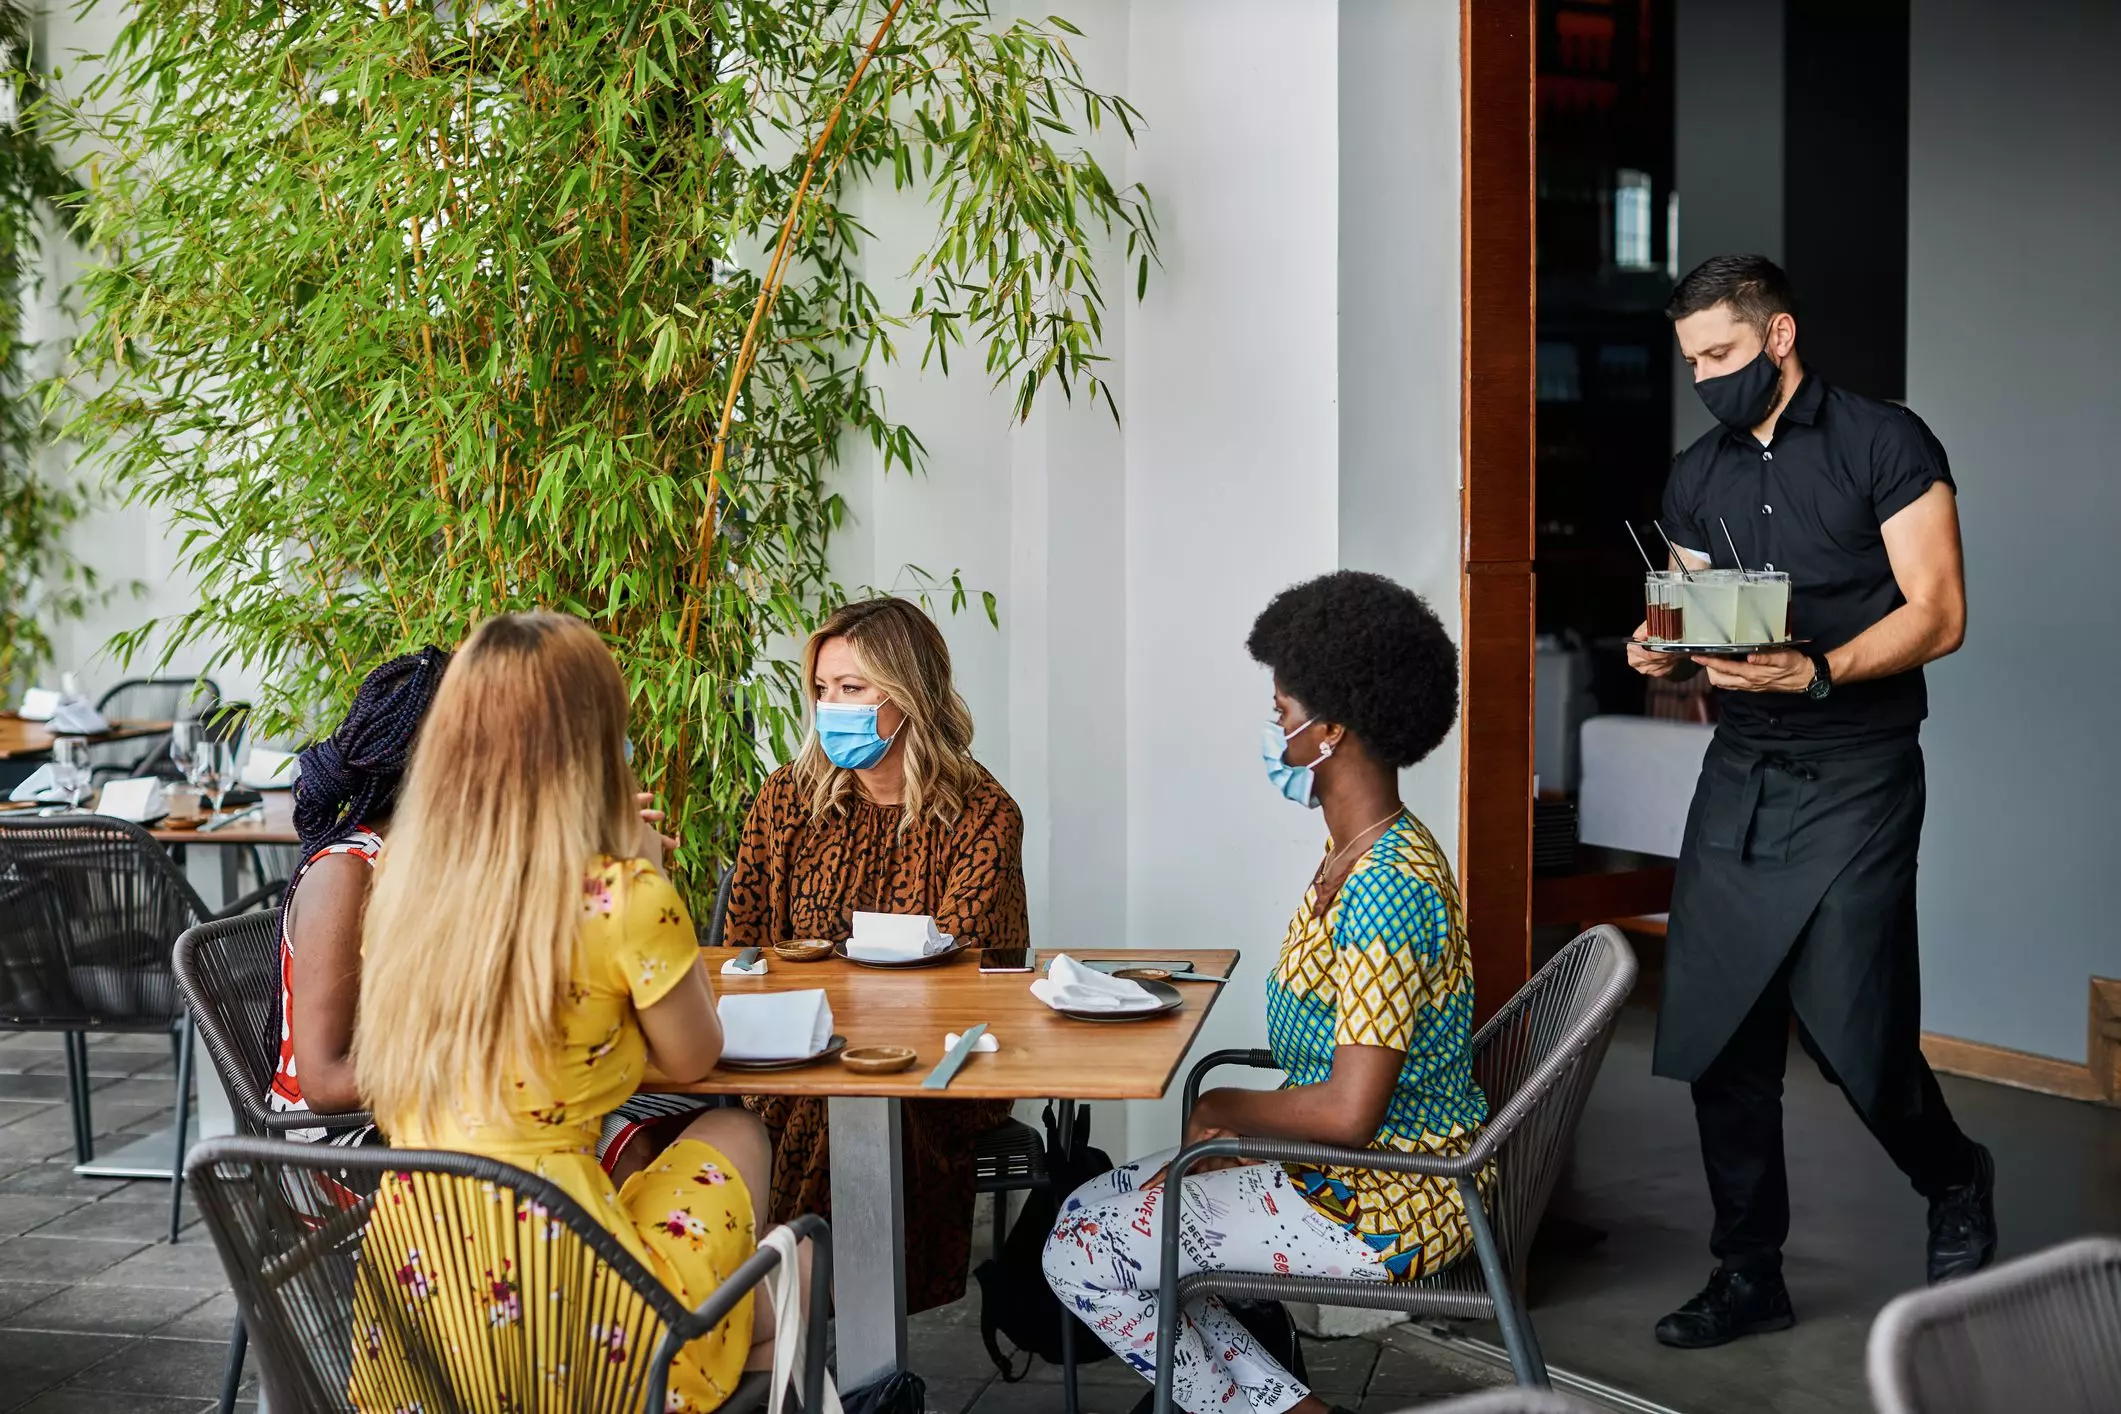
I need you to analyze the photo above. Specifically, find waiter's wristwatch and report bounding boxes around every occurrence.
[1804,649,1833,700]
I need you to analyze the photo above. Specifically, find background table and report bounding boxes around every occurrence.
[149,788,298,846]
[0,714,169,759]
[657,945,1241,1387]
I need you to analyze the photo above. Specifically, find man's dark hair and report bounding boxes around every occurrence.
[1665,254,1798,334]
[1246,571,1458,770]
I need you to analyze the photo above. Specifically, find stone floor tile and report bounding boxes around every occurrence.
[56,1335,253,1400]
[0,1195,90,1239]
[0,1234,145,1284]
[0,1285,67,1323]
[14,1392,213,1414]
[922,1376,994,1414]
[154,1290,238,1342]
[0,1165,134,1202]
[0,1328,126,1409]
[28,1201,201,1245]
[1299,1333,1382,1396]
[3,1283,219,1336]
[0,1076,71,1103]
[78,1239,231,1291]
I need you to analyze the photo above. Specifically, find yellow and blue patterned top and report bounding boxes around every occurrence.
[1265,811,1487,1279]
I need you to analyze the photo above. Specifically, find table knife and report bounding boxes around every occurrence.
[201,804,262,833]
[921,1022,987,1090]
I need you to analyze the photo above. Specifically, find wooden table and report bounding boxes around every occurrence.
[148,788,298,846]
[1531,843,1677,929]
[0,715,169,759]
[657,945,1241,1387]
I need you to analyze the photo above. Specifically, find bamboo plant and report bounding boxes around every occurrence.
[0,4,95,697]
[46,0,1153,893]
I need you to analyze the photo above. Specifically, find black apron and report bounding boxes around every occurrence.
[1653,731,1926,1117]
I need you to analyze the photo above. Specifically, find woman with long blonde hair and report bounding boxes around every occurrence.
[352,611,783,1412]
[725,595,1028,1313]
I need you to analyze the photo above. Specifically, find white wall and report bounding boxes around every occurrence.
[839,0,1464,1153]
[1908,0,2121,1063]
[1670,0,1784,451]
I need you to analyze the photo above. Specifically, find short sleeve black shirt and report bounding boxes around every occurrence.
[1660,374,1956,745]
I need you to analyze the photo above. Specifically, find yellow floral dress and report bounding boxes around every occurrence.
[350,858,754,1413]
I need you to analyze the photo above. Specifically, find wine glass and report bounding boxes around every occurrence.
[170,719,202,780]
[215,738,249,818]
[194,739,227,822]
[49,737,89,813]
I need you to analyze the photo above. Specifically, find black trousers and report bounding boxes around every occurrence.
[1691,939,1981,1276]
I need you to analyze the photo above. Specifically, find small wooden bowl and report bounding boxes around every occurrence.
[161,813,209,832]
[839,1045,917,1075]
[1111,967,1172,983]
[773,939,836,964]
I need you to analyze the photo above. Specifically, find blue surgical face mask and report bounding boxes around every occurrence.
[1261,717,1331,808]
[815,701,897,771]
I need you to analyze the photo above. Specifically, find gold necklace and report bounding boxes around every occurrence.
[1315,807,1405,888]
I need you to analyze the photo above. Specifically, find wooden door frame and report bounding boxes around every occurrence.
[1459,0,1536,1024]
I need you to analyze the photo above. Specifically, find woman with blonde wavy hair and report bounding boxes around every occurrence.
[352,611,789,1412]
[725,595,1028,1313]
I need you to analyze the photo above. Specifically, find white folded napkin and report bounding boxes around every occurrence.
[847,911,954,962]
[95,777,167,823]
[1031,954,1160,1013]
[242,748,299,789]
[9,764,54,802]
[46,700,109,735]
[944,1030,1000,1053]
[717,989,834,1062]
[721,953,769,976]
[17,687,58,721]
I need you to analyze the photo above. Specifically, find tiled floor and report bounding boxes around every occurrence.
[0,1029,1494,1413]
[0,1030,254,1414]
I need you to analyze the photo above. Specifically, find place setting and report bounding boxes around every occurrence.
[1031,953,1187,1022]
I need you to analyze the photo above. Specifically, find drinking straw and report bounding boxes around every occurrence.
[1719,517,1749,574]
[1652,522,1695,580]
[1624,521,1658,573]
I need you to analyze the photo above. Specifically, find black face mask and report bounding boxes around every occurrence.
[1694,348,1782,431]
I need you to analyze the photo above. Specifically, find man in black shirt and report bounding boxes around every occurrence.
[1628,256,1995,1349]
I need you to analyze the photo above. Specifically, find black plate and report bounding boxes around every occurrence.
[717,1034,848,1072]
[1055,979,1184,1023]
[834,939,970,970]
[1638,637,1811,658]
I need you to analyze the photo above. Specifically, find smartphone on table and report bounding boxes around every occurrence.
[978,946,1036,973]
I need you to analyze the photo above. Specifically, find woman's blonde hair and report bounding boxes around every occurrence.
[354,611,641,1139]
[792,597,980,831]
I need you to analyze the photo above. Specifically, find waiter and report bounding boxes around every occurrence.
[1629,255,1995,1350]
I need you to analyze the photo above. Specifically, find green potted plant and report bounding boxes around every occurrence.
[49,0,1153,892]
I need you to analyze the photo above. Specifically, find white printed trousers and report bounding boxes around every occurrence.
[1041,1149,1389,1414]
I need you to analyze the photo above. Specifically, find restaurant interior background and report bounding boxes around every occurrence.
[20,0,2121,1408]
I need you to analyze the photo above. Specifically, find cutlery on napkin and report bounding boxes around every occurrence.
[846,911,954,962]
[1031,954,1161,1013]
[923,1023,988,1090]
[717,989,834,1061]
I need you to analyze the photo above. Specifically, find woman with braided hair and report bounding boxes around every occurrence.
[269,645,720,1166]
[268,647,451,1136]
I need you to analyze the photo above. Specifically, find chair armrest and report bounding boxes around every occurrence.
[1181,1048,1278,1125]
[1163,1133,1480,1187]
[260,1107,374,1135]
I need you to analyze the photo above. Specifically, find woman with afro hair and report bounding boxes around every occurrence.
[1044,571,1486,1414]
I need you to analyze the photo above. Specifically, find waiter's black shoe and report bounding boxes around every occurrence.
[1927,1142,1998,1284]
[1653,1267,1795,1349]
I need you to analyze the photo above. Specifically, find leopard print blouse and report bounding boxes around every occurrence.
[725,759,1027,1312]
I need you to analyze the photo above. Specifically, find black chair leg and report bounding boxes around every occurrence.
[63,1032,93,1164]
[1059,1303,1080,1414]
[218,1313,246,1414]
[1458,1175,1548,1387]
[168,1017,195,1244]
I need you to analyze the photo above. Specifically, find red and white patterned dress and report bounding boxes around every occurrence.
[268,829,383,1144]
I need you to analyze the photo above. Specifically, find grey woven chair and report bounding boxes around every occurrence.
[1867,1234,2121,1414]
[1150,926,1637,1410]
[0,815,279,1240]
[1377,1391,1593,1413]
[174,908,377,1414]
[89,676,219,779]
[186,1135,830,1414]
